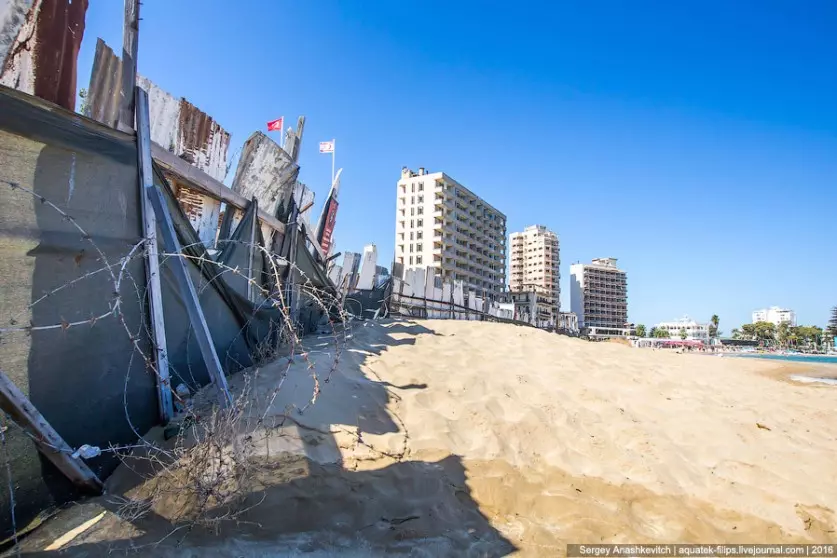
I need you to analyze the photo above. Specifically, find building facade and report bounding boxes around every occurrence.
[569,258,628,335]
[654,317,710,342]
[752,307,797,327]
[509,225,560,324]
[395,167,506,294]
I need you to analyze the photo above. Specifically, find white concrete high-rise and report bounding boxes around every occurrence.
[395,167,506,294]
[570,258,629,336]
[752,307,797,326]
[509,225,560,324]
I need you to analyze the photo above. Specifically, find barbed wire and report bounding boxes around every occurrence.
[0,177,399,551]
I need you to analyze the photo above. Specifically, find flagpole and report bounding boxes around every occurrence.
[331,138,336,185]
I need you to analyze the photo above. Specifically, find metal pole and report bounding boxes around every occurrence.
[331,138,335,185]
[118,0,139,130]
[137,88,232,408]
[135,87,173,423]
[0,370,103,492]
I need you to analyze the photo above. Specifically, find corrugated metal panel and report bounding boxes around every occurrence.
[84,37,122,127]
[0,0,88,110]
[85,38,230,181]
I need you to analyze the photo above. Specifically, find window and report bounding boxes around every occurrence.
[409,256,413,265]
[417,206,423,215]
[417,195,424,203]
[409,244,414,253]
[410,219,414,228]
[398,244,404,252]
[411,207,415,216]
[409,232,414,240]
[411,196,415,204]
[417,219,423,227]
[416,256,423,264]
[418,182,424,191]
[416,243,423,252]
[416,231,423,240]
[411,184,415,193]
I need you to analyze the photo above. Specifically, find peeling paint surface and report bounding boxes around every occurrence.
[231,131,299,217]
[172,180,221,247]
[0,0,88,110]
[67,151,75,202]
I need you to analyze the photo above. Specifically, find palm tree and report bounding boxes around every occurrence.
[710,314,720,338]
[679,328,688,340]
[635,324,647,338]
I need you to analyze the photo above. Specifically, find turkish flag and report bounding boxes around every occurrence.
[266,117,284,132]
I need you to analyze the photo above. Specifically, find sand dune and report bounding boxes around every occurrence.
[36,319,837,556]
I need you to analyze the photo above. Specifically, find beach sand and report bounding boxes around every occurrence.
[23,319,837,556]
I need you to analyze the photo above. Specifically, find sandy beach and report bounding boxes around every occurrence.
[20,319,837,556]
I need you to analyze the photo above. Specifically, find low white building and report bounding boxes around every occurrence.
[655,317,710,342]
[752,307,796,327]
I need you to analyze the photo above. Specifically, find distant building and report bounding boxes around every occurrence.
[570,258,629,338]
[395,167,506,294]
[557,312,579,335]
[752,307,797,327]
[655,317,710,342]
[509,290,555,329]
[509,225,560,325]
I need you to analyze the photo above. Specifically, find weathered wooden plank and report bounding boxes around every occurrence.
[139,88,232,408]
[150,142,286,236]
[0,369,103,493]
[135,86,173,423]
[172,181,221,248]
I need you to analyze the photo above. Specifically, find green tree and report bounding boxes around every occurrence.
[679,327,688,340]
[731,328,741,339]
[827,307,837,339]
[753,321,776,343]
[635,324,647,338]
[653,327,670,339]
[741,323,757,340]
[78,87,88,115]
[777,322,790,348]
[709,314,720,338]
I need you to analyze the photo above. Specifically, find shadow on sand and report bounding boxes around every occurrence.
[18,320,516,556]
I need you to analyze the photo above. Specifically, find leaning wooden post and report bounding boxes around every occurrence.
[134,89,173,422]
[136,87,232,408]
[118,0,139,129]
[246,198,259,302]
[0,370,103,493]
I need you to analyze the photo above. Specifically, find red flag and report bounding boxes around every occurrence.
[266,117,284,132]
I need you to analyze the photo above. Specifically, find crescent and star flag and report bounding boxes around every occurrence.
[266,117,284,132]
[319,140,335,153]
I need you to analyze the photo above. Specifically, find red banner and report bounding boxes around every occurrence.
[320,198,339,253]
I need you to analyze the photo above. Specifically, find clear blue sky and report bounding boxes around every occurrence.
[78,1,837,331]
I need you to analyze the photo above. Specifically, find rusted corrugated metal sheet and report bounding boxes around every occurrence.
[85,38,231,181]
[0,0,88,110]
[231,131,299,217]
[84,37,121,127]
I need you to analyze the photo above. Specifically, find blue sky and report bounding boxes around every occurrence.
[78,1,837,330]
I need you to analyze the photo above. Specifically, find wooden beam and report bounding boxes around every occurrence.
[138,88,232,408]
[150,143,286,235]
[0,370,103,493]
[118,0,140,129]
[246,198,258,302]
[135,86,173,423]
